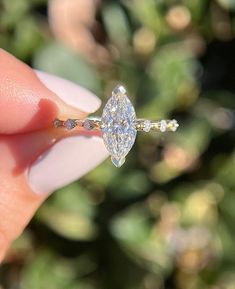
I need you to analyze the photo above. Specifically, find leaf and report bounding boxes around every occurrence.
[36,183,97,240]
[216,0,235,10]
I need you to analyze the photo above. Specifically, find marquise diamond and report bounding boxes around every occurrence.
[101,85,137,167]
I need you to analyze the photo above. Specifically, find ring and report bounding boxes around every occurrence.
[53,85,179,167]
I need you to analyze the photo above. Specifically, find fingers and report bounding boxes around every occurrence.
[0,49,100,134]
[35,70,101,114]
[28,135,108,194]
[0,50,109,262]
[0,132,108,262]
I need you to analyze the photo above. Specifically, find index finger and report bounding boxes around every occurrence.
[0,49,100,134]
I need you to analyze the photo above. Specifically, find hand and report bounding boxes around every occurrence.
[0,49,108,262]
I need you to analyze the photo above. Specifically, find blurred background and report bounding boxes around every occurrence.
[0,0,235,288]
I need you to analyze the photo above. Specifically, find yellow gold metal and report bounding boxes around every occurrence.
[53,118,179,132]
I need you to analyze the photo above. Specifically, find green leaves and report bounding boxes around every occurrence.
[36,183,97,240]
[21,251,96,289]
[33,42,101,93]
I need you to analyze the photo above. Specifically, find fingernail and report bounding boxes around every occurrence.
[27,136,108,194]
[34,70,101,113]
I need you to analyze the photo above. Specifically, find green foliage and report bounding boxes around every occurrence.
[33,43,101,93]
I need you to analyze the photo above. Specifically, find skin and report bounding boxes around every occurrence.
[0,49,106,262]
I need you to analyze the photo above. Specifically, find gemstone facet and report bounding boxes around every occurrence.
[101,87,137,166]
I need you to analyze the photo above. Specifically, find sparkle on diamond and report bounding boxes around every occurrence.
[101,93,137,160]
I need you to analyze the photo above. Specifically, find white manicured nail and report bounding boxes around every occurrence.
[35,70,101,113]
[28,136,109,194]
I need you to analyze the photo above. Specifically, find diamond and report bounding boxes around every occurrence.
[84,119,93,130]
[64,119,76,130]
[143,120,151,132]
[101,89,136,165]
[170,119,179,132]
[160,120,167,132]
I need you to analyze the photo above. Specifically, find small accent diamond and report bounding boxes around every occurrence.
[64,119,76,130]
[170,119,179,132]
[84,119,93,130]
[143,120,151,132]
[160,120,167,132]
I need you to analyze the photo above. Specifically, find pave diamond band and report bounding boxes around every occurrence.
[53,85,179,167]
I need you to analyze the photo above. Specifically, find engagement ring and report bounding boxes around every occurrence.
[53,85,179,167]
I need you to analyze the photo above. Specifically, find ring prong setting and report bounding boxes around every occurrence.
[112,84,127,96]
[111,156,126,168]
